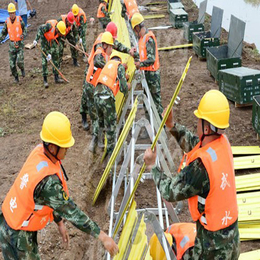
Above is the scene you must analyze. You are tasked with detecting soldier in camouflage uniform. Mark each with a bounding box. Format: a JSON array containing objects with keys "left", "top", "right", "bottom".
[
  {"left": 131, "top": 13, "right": 163, "bottom": 118},
  {"left": 94, "top": 53, "right": 130, "bottom": 157},
  {"left": 97, "top": 0, "right": 111, "bottom": 29},
  {"left": 71, "top": 4, "right": 87, "bottom": 54},
  {"left": 0, "top": 3, "right": 27, "bottom": 83},
  {"left": 0, "top": 111, "right": 118, "bottom": 260},
  {"left": 144, "top": 90, "right": 240, "bottom": 260},
  {"left": 33, "top": 20, "right": 66, "bottom": 88},
  {"left": 80, "top": 22, "right": 136, "bottom": 132},
  {"left": 57, "top": 12, "right": 80, "bottom": 67}
]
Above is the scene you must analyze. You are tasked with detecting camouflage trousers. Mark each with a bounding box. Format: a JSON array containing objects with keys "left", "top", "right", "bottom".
[
  {"left": 80, "top": 82, "right": 99, "bottom": 136},
  {"left": 41, "top": 39, "right": 60, "bottom": 77},
  {"left": 183, "top": 221, "right": 240, "bottom": 260},
  {"left": 94, "top": 95, "right": 117, "bottom": 154},
  {"left": 59, "top": 34, "right": 78, "bottom": 63},
  {"left": 9, "top": 41, "right": 24, "bottom": 78},
  {"left": 79, "top": 23, "right": 87, "bottom": 53},
  {"left": 98, "top": 17, "right": 111, "bottom": 29},
  {"left": 0, "top": 214, "right": 40, "bottom": 260},
  {"left": 144, "top": 70, "right": 163, "bottom": 118}
]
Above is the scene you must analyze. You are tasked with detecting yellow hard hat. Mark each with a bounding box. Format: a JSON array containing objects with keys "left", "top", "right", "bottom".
[
  {"left": 8, "top": 3, "right": 16, "bottom": 13},
  {"left": 40, "top": 111, "right": 75, "bottom": 148},
  {"left": 57, "top": 21, "right": 66, "bottom": 35},
  {"left": 110, "top": 50, "right": 121, "bottom": 60},
  {"left": 194, "top": 90, "right": 230, "bottom": 129},
  {"left": 71, "top": 4, "right": 79, "bottom": 16},
  {"left": 103, "top": 0, "right": 108, "bottom": 2},
  {"left": 101, "top": 31, "right": 114, "bottom": 46},
  {"left": 131, "top": 13, "right": 144, "bottom": 29},
  {"left": 149, "top": 233, "right": 173, "bottom": 260}
]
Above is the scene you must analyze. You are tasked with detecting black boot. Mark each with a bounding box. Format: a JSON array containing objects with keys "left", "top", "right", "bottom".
[
  {"left": 81, "top": 113, "right": 89, "bottom": 131},
  {"left": 89, "top": 135, "right": 98, "bottom": 153},
  {"left": 43, "top": 76, "right": 49, "bottom": 88},
  {"left": 21, "top": 69, "right": 25, "bottom": 77},
  {"left": 54, "top": 74, "right": 64, "bottom": 84},
  {"left": 14, "top": 75, "right": 19, "bottom": 84},
  {"left": 73, "top": 58, "right": 80, "bottom": 67}
]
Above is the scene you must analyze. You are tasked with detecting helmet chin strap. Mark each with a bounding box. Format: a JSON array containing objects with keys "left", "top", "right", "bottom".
[
  {"left": 200, "top": 119, "right": 221, "bottom": 145},
  {"left": 43, "top": 142, "right": 60, "bottom": 161}
]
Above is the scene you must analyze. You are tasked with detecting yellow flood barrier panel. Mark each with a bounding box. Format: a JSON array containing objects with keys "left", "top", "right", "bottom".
[
  {"left": 233, "top": 155, "right": 260, "bottom": 170},
  {"left": 238, "top": 206, "right": 260, "bottom": 222},
  {"left": 239, "top": 249, "right": 260, "bottom": 260},
  {"left": 128, "top": 215, "right": 151, "bottom": 260},
  {"left": 232, "top": 146, "right": 260, "bottom": 155},
  {"left": 237, "top": 192, "right": 260, "bottom": 207},
  {"left": 144, "top": 14, "right": 165, "bottom": 19},
  {"left": 93, "top": 97, "right": 139, "bottom": 205},
  {"left": 114, "top": 201, "right": 137, "bottom": 260},
  {"left": 236, "top": 173, "right": 260, "bottom": 192},
  {"left": 113, "top": 56, "right": 192, "bottom": 237},
  {"left": 158, "top": 44, "right": 193, "bottom": 51}
]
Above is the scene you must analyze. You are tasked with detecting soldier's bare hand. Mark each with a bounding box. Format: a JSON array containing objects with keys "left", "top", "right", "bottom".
[
  {"left": 129, "top": 47, "right": 136, "bottom": 57},
  {"left": 127, "top": 82, "right": 131, "bottom": 90},
  {"left": 57, "top": 220, "right": 70, "bottom": 249},
  {"left": 98, "top": 231, "right": 119, "bottom": 257},
  {"left": 144, "top": 146, "right": 157, "bottom": 171},
  {"left": 162, "top": 106, "right": 175, "bottom": 129}
]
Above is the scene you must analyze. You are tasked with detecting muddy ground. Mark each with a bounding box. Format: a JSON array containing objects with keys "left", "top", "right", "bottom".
[{"left": 0, "top": 0, "right": 259, "bottom": 259}]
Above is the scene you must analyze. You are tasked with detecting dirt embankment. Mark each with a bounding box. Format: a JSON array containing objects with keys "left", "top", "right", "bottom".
[{"left": 0, "top": 0, "right": 259, "bottom": 259}]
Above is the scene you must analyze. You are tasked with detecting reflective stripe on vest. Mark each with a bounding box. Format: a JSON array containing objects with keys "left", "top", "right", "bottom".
[
  {"left": 138, "top": 31, "right": 160, "bottom": 71},
  {"left": 1, "top": 144, "right": 69, "bottom": 231},
  {"left": 96, "top": 60, "right": 121, "bottom": 96},
  {"left": 61, "top": 15, "right": 71, "bottom": 36},
  {"left": 183, "top": 135, "right": 238, "bottom": 231},
  {"left": 124, "top": 0, "right": 140, "bottom": 18},
  {"left": 86, "top": 47, "right": 109, "bottom": 86},
  {"left": 166, "top": 223, "right": 196, "bottom": 260},
  {"left": 75, "top": 8, "right": 87, "bottom": 26},
  {"left": 7, "top": 16, "right": 22, "bottom": 42},
  {"left": 44, "top": 20, "right": 58, "bottom": 43},
  {"left": 97, "top": 3, "right": 107, "bottom": 18},
  {"left": 88, "top": 33, "right": 103, "bottom": 64}
]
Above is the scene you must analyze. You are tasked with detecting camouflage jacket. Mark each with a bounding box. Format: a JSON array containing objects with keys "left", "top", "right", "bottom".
[
  {"left": 32, "top": 174, "right": 100, "bottom": 238},
  {"left": 0, "top": 17, "right": 27, "bottom": 43},
  {"left": 152, "top": 123, "right": 240, "bottom": 258},
  {"left": 138, "top": 30, "right": 156, "bottom": 68},
  {"left": 94, "top": 63, "right": 128, "bottom": 99},
  {"left": 76, "top": 15, "right": 87, "bottom": 38},
  {"left": 35, "top": 22, "right": 61, "bottom": 46},
  {"left": 101, "top": 6, "right": 110, "bottom": 19}
]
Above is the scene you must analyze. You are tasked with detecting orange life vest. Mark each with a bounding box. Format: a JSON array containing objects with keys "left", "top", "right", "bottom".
[
  {"left": 97, "top": 3, "right": 107, "bottom": 18},
  {"left": 61, "top": 15, "right": 71, "bottom": 36},
  {"left": 166, "top": 223, "right": 196, "bottom": 260},
  {"left": 179, "top": 135, "right": 238, "bottom": 232},
  {"left": 7, "top": 16, "right": 22, "bottom": 42},
  {"left": 96, "top": 60, "right": 120, "bottom": 96},
  {"left": 138, "top": 31, "right": 160, "bottom": 71},
  {"left": 88, "top": 33, "right": 103, "bottom": 64},
  {"left": 44, "top": 20, "right": 59, "bottom": 44},
  {"left": 2, "top": 144, "right": 69, "bottom": 231},
  {"left": 86, "top": 47, "right": 109, "bottom": 86},
  {"left": 75, "top": 8, "right": 87, "bottom": 27},
  {"left": 124, "top": 0, "right": 140, "bottom": 19}
]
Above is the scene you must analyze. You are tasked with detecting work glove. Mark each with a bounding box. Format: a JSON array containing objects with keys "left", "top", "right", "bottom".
[
  {"left": 46, "top": 54, "right": 52, "bottom": 62},
  {"left": 33, "top": 40, "right": 37, "bottom": 47},
  {"left": 79, "top": 38, "right": 82, "bottom": 44}
]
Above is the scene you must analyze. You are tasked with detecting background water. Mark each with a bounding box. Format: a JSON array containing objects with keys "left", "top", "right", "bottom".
[{"left": 193, "top": 0, "right": 260, "bottom": 50}]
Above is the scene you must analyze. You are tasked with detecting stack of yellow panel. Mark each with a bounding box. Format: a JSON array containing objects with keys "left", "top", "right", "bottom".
[
  {"left": 233, "top": 147, "right": 260, "bottom": 242},
  {"left": 114, "top": 201, "right": 152, "bottom": 260},
  {"left": 239, "top": 249, "right": 260, "bottom": 260}
]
